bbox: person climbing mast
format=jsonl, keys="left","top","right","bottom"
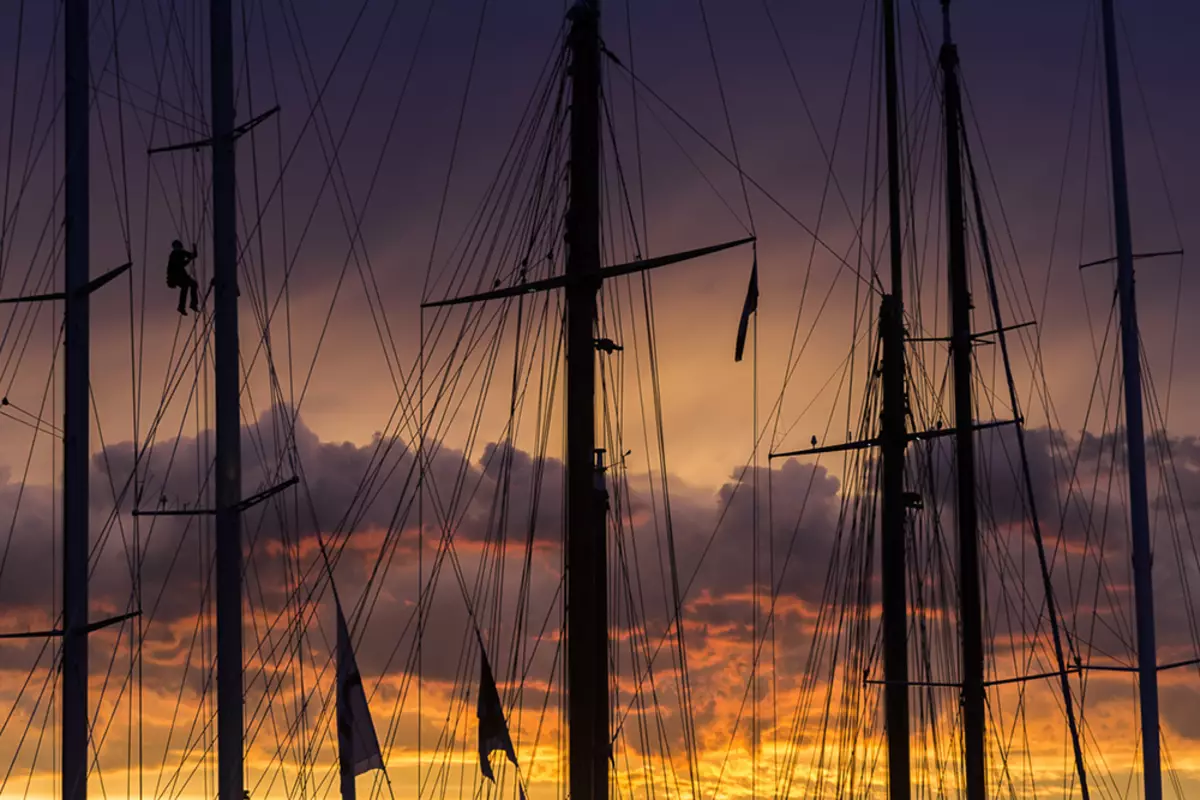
{"left": 166, "top": 239, "right": 200, "bottom": 315}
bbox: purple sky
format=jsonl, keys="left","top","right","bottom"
{"left": 1, "top": 0, "right": 1199, "bottom": 796}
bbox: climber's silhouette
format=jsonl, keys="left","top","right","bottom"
{"left": 166, "top": 240, "right": 199, "bottom": 315}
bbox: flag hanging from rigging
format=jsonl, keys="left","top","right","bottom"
{"left": 477, "top": 633, "right": 520, "bottom": 785}
{"left": 734, "top": 254, "right": 758, "bottom": 362}
{"left": 337, "top": 599, "right": 384, "bottom": 786}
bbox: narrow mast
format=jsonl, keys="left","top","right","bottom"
{"left": 939, "top": 5, "right": 985, "bottom": 796}
{"left": 1099, "top": 0, "right": 1161, "bottom": 796}
{"left": 880, "top": 0, "right": 912, "bottom": 796}
{"left": 565, "top": 2, "right": 607, "bottom": 799}
{"left": 421, "top": 8, "right": 750, "bottom": 795}
{"left": 62, "top": 0, "right": 91, "bottom": 797}
{"left": 211, "top": 0, "right": 245, "bottom": 798}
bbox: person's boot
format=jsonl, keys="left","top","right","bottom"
{"left": 178, "top": 305, "right": 187, "bottom": 316}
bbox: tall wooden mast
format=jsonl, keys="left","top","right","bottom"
{"left": 565, "top": 3, "right": 607, "bottom": 798}
{"left": 211, "top": 0, "right": 245, "bottom": 797}
{"left": 62, "top": 0, "right": 91, "bottom": 797}
{"left": 939, "top": 4, "right": 985, "bottom": 796}
{"left": 1099, "top": 0, "right": 1161, "bottom": 796}
{"left": 772, "top": 4, "right": 921, "bottom": 794}
{"left": 421, "top": 5, "right": 751, "bottom": 796}
{"left": 879, "top": 0, "right": 912, "bottom": 796}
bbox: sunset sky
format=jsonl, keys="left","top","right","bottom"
{"left": 2, "top": 0, "right": 1200, "bottom": 797}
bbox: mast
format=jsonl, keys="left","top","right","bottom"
{"left": 422, "top": 7, "right": 751, "bottom": 795}
{"left": 879, "top": 0, "right": 911, "bottom": 796}
{"left": 63, "top": 0, "right": 91, "bottom": 796}
{"left": 939, "top": 5, "right": 985, "bottom": 796}
{"left": 565, "top": 2, "right": 607, "bottom": 799}
{"left": 1099, "top": 0, "right": 1161, "bottom": 796}
{"left": 211, "top": 0, "right": 244, "bottom": 797}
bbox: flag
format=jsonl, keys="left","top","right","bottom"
{"left": 337, "top": 599, "right": 383, "bottom": 793}
{"left": 734, "top": 255, "right": 758, "bottom": 362}
{"left": 477, "top": 634, "right": 519, "bottom": 784}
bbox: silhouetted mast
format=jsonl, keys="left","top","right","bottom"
{"left": 422, "top": 5, "right": 751, "bottom": 796}
{"left": 211, "top": 0, "right": 245, "bottom": 797}
{"left": 880, "top": 0, "right": 912, "bottom": 796}
{"left": 63, "top": 0, "right": 91, "bottom": 797}
{"left": 1099, "top": 0, "right": 1161, "bottom": 796}
{"left": 565, "top": 3, "right": 608, "bottom": 798}
{"left": 938, "top": 4, "right": 985, "bottom": 796}
{"left": 774, "top": 4, "right": 917, "bottom": 792}
{"left": 140, "top": 3, "right": 273, "bottom": 796}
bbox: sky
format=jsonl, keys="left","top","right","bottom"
{"left": 2, "top": 0, "right": 1200, "bottom": 797}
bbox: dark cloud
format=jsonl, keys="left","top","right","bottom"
{"left": 6, "top": 414, "right": 1200, "bottom": 791}
{"left": 7, "top": 416, "right": 1198, "bottom": 679}
{"left": 0, "top": 469, "right": 59, "bottom": 613}
{"left": 1162, "top": 683, "right": 1200, "bottom": 741}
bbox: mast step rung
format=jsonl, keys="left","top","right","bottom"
{"left": 974, "top": 321, "right": 1036, "bottom": 338}
{"left": 0, "top": 609, "right": 140, "bottom": 641}
{"left": 909, "top": 321, "right": 1035, "bottom": 345}
{"left": 132, "top": 506, "right": 214, "bottom": 517}
{"left": 771, "top": 418, "right": 1021, "bottom": 460}
{"left": 0, "top": 625, "right": 62, "bottom": 640}
{"left": 984, "top": 667, "right": 1082, "bottom": 687}
{"left": 133, "top": 476, "right": 298, "bottom": 517}
{"left": 82, "top": 261, "right": 133, "bottom": 295}
{"left": 1079, "top": 657, "right": 1200, "bottom": 674}
{"left": 1079, "top": 248, "right": 1183, "bottom": 270}
{"left": 235, "top": 476, "right": 299, "bottom": 512}
{"left": 866, "top": 666, "right": 1092, "bottom": 689}
{"left": 908, "top": 417, "right": 1021, "bottom": 443}
{"left": 85, "top": 610, "right": 141, "bottom": 634}
{"left": 423, "top": 237, "right": 754, "bottom": 309}
{"left": 769, "top": 437, "right": 878, "bottom": 460}
{"left": 0, "top": 262, "right": 131, "bottom": 304}
{"left": 148, "top": 105, "right": 280, "bottom": 154}
{"left": 864, "top": 679, "right": 961, "bottom": 688}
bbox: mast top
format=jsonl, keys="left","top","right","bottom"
{"left": 568, "top": 0, "right": 598, "bottom": 22}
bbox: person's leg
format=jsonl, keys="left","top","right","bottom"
{"left": 187, "top": 276, "right": 199, "bottom": 310}
{"left": 177, "top": 284, "right": 187, "bottom": 313}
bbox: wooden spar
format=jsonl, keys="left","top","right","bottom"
{"left": 879, "top": 0, "right": 912, "bottom": 796}
{"left": 1099, "top": 0, "right": 1162, "bottom": 796}
{"left": 210, "top": 0, "right": 245, "bottom": 797}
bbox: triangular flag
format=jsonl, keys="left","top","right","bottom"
{"left": 337, "top": 600, "right": 384, "bottom": 787}
{"left": 477, "top": 634, "right": 519, "bottom": 784}
{"left": 734, "top": 255, "right": 758, "bottom": 362}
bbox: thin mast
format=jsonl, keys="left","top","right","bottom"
{"left": 1099, "top": 0, "right": 1161, "bottom": 796}
{"left": 420, "top": 9, "right": 749, "bottom": 797}
{"left": 880, "top": 0, "right": 911, "bottom": 796}
{"left": 63, "top": 0, "right": 91, "bottom": 797}
{"left": 565, "top": 2, "right": 607, "bottom": 799}
{"left": 961, "top": 97, "right": 1094, "bottom": 800}
{"left": 939, "top": 5, "right": 985, "bottom": 796}
{"left": 211, "top": 0, "right": 244, "bottom": 798}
